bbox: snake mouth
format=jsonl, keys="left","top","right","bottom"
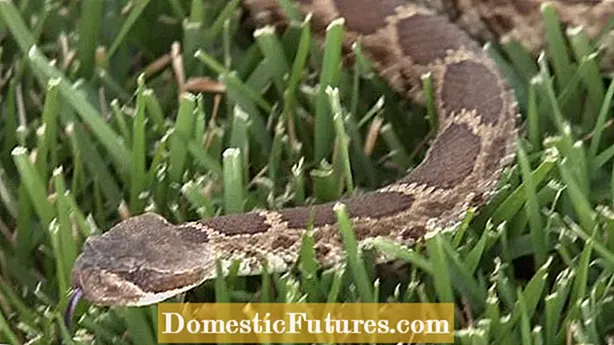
{"left": 71, "top": 265, "right": 207, "bottom": 307}
{"left": 69, "top": 213, "right": 213, "bottom": 306}
{"left": 71, "top": 246, "right": 211, "bottom": 306}
{"left": 71, "top": 258, "right": 147, "bottom": 306}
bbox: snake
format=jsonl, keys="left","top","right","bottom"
{"left": 68, "top": 0, "right": 614, "bottom": 309}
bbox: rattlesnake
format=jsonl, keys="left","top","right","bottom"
{"left": 69, "top": 0, "right": 614, "bottom": 308}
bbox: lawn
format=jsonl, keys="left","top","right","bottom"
{"left": 1, "top": 0, "right": 614, "bottom": 344}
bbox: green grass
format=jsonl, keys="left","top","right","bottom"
{"left": 0, "top": 1, "right": 614, "bottom": 344}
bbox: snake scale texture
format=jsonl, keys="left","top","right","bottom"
{"left": 69, "top": 0, "right": 614, "bottom": 307}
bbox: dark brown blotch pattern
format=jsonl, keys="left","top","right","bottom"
{"left": 402, "top": 123, "right": 481, "bottom": 188}
{"left": 271, "top": 234, "right": 295, "bottom": 250}
{"left": 512, "top": 0, "right": 539, "bottom": 14}
{"left": 332, "top": 0, "right": 404, "bottom": 35}
{"left": 174, "top": 224, "right": 209, "bottom": 243}
{"left": 345, "top": 192, "right": 414, "bottom": 219}
{"left": 441, "top": 60, "right": 504, "bottom": 126}
{"left": 400, "top": 226, "right": 425, "bottom": 242}
{"left": 198, "top": 213, "right": 270, "bottom": 236}
{"left": 484, "top": 135, "right": 508, "bottom": 175}
{"left": 484, "top": 14, "right": 515, "bottom": 33}
{"left": 423, "top": 199, "right": 460, "bottom": 217}
{"left": 280, "top": 203, "right": 336, "bottom": 228}
{"left": 279, "top": 192, "right": 414, "bottom": 229}
{"left": 314, "top": 245, "right": 331, "bottom": 261}
{"left": 397, "top": 14, "right": 476, "bottom": 64}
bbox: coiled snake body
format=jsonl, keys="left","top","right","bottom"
{"left": 70, "top": 0, "right": 614, "bottom": 307}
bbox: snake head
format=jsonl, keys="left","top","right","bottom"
{"left": 71, "top": 213, "right": 212, "bottom": 306}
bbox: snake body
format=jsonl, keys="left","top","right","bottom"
{"left": 70, "top": 0, "right": 613, "bottom": 306}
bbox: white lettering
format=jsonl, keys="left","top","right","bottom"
{"left": 411, "top": 320, "right": 424, "bottom": 334}
{"left": 426, "top": 319, "right": 450, "bottom": 334}
{"left": 397, "top": 319, "right": 409, "bottom": 333}
{"left": 186, "top": 319, "right": 200, "bottom": 333}
{"left": 287, "top": 312, "right": 306, "bottom": 334}
{"left": 162, "top": 312, "right": 185, "bottom": 334}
